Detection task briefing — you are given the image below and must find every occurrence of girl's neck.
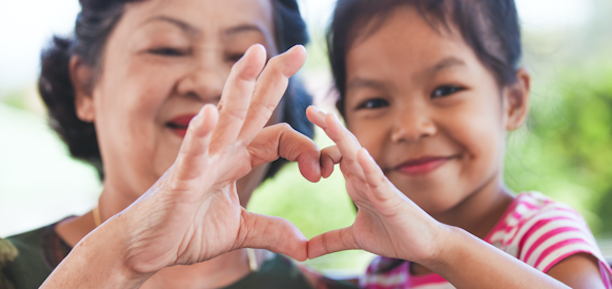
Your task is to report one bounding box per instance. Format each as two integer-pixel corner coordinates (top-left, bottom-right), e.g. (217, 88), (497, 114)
(431, 174), (514, 239)
(411, 175), (514, 277)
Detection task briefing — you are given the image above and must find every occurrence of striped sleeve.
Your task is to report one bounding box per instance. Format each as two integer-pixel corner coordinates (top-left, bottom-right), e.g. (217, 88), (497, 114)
(512, 200), (612, 286)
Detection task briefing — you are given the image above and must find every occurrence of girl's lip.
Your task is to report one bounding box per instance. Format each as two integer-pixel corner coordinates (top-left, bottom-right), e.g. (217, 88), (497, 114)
(166, 114), (197, 138)
(394, 156), (454, 176)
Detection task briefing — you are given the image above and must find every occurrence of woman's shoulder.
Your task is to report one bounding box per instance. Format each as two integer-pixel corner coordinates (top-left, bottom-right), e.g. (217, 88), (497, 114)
(2, 222), (71, 289)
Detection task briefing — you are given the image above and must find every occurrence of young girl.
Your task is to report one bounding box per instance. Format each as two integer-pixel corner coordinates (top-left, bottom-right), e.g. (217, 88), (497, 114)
(305, 0), (612, 288)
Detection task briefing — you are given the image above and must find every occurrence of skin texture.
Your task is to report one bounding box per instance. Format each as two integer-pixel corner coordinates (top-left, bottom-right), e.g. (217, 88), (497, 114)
(42, 44), (324, 289)
(54, 0), (305, 288)
(306, 6), (605, 289)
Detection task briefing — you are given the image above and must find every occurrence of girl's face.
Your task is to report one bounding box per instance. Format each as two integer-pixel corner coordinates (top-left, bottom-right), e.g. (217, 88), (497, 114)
(74, 0), (279, 204)
(343, 7), (528, 214)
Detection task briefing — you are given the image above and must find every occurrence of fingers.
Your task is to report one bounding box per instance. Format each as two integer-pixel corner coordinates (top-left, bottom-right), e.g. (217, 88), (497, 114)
(307, 226), (360, 259)
(357, 148), (398, 203)
(211, 44), (267, 152)
(305, 105), (327, 129)
(237, 209), (308, 261)
(173, 104), (219, 182)
(324, 114), (368, 182)
(238, 45), (307, 143)
(248, 123), (321, 182)
(307, 106), (367, 181)
(321, 146), (341, 178)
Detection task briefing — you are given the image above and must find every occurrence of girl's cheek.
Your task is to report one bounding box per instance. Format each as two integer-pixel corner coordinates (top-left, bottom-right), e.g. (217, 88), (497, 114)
(351, 118), (391, 164)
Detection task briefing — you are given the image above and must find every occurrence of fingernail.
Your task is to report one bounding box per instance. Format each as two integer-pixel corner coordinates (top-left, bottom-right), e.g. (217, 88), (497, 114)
(363, 148), (374, 160)
(190, 115), (199, 125)
(311, 105), (325, 116)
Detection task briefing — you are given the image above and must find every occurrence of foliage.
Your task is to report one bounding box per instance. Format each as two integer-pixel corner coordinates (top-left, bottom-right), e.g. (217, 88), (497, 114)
(505, 59), (612, 237)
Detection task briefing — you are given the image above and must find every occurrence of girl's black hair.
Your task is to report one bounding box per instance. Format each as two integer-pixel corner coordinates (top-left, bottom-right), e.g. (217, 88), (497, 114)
(328, 0), (522, 115)
(39, 0), (313, 180)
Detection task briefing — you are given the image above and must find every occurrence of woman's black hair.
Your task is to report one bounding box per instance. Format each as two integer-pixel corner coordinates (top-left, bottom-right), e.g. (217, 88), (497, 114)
(328, 0), (522, 115)
(38, 0), (313, 180)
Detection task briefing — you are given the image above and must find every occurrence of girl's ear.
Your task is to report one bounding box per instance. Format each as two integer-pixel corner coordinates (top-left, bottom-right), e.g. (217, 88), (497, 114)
(503, 68), (531, 131)
(69, 56), (96, 123)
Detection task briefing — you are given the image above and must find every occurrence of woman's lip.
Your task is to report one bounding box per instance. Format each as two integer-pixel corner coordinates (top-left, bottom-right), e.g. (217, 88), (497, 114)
(166, 114), (197, 138)
(394, 156), (454, 176)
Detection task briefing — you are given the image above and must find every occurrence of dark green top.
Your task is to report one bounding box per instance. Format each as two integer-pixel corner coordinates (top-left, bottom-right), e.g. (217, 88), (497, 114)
(0, 222), (359, 289)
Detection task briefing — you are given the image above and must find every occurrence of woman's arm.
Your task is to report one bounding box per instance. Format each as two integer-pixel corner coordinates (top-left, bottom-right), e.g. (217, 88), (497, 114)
(305, 107), (582, 289)
(40, 44), (324, 288)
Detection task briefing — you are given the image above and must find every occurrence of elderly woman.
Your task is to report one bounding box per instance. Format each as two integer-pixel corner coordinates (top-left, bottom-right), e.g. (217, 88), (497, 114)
(1, 0), (357, 288)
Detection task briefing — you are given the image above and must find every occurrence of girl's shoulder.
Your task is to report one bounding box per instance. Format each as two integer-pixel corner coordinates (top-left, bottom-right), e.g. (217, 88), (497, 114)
(486, 191), (611, 277)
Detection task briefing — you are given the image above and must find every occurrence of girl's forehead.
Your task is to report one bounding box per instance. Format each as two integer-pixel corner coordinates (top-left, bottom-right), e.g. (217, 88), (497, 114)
(346, 7), (479, 80)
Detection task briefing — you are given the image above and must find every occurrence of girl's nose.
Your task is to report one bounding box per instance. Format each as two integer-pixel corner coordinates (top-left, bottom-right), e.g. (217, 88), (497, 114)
(390, 109), (437, 143)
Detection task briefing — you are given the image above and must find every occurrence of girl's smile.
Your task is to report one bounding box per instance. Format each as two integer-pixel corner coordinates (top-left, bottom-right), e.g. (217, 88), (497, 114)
(393, 155), (457, 176)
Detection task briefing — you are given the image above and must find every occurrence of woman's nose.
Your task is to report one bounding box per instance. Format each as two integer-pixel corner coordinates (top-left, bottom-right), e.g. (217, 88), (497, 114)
(176, 57), (227, 103)
(390, 108), (437, 143)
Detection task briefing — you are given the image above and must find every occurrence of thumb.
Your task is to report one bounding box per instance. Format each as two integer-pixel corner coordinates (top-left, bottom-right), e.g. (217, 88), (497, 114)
(307, 226), (360, 259)
(236, 209), (308, 261)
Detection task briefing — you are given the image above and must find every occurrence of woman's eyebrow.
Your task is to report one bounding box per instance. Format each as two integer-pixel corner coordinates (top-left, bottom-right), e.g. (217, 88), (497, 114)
(224, 24), (265, 37)
(145, 16), (200, 36)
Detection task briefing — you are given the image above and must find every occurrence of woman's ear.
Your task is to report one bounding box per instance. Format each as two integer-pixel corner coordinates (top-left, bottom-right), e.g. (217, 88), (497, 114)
(69, 56), (96, 123)
(503, 68), (531, 131)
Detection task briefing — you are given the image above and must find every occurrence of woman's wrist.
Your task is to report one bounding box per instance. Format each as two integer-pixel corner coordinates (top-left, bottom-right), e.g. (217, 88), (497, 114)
(41, 214), (154, 289)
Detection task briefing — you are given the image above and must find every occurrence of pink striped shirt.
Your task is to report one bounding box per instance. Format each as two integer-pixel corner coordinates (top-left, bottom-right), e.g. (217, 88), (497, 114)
(360, 192), (612, 289)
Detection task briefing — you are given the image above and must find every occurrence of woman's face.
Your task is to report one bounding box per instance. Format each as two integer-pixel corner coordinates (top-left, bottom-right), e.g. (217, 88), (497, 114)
(343, 7), (527, 215)
(76, 0), (279, 204)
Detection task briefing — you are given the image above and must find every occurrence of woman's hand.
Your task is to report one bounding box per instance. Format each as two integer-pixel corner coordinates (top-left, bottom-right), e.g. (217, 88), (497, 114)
(122, 44), (319, 272)
(305, 106), (447, 263)
(41, 44), (322, 288)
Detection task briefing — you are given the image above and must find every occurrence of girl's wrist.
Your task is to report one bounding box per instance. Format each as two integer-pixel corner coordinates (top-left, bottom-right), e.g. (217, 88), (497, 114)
(417, 223), (460, 271)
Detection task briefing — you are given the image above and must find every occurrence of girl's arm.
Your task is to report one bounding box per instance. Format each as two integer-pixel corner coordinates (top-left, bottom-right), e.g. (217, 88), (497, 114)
(41, 44), (323, 289)
(305, 107), (599, 289)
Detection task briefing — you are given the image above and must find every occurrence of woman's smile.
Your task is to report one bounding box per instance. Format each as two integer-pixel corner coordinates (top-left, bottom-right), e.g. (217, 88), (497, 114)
(166, 114), (198, 138)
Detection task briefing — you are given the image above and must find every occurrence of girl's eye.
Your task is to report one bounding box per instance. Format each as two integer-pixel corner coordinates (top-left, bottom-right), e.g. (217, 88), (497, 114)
(148, 47), (186, 57)
(356, 98), (389, 110)
(431, 86), (465, 99)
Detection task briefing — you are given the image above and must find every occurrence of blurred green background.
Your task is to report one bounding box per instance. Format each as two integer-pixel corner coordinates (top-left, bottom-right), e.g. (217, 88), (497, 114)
(1, 0), (611, 275)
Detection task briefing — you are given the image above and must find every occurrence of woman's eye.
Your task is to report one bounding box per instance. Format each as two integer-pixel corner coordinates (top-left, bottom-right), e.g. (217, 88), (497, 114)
(356, 98), (389, 110)
(148, 47), (186, 57)
(227, 53), (246, 63)
(431, 86), (465, 98)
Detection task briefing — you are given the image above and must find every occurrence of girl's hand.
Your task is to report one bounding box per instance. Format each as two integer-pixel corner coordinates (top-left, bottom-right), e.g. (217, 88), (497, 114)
(306, 106), (448, 264)
(42, 44), (322, 288)
(306, 107), (571, 289)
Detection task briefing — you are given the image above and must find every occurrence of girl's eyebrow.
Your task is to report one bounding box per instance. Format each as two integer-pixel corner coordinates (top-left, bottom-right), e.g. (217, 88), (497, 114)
(429, 57), (466, 75)
(347, 78), (386, 92)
